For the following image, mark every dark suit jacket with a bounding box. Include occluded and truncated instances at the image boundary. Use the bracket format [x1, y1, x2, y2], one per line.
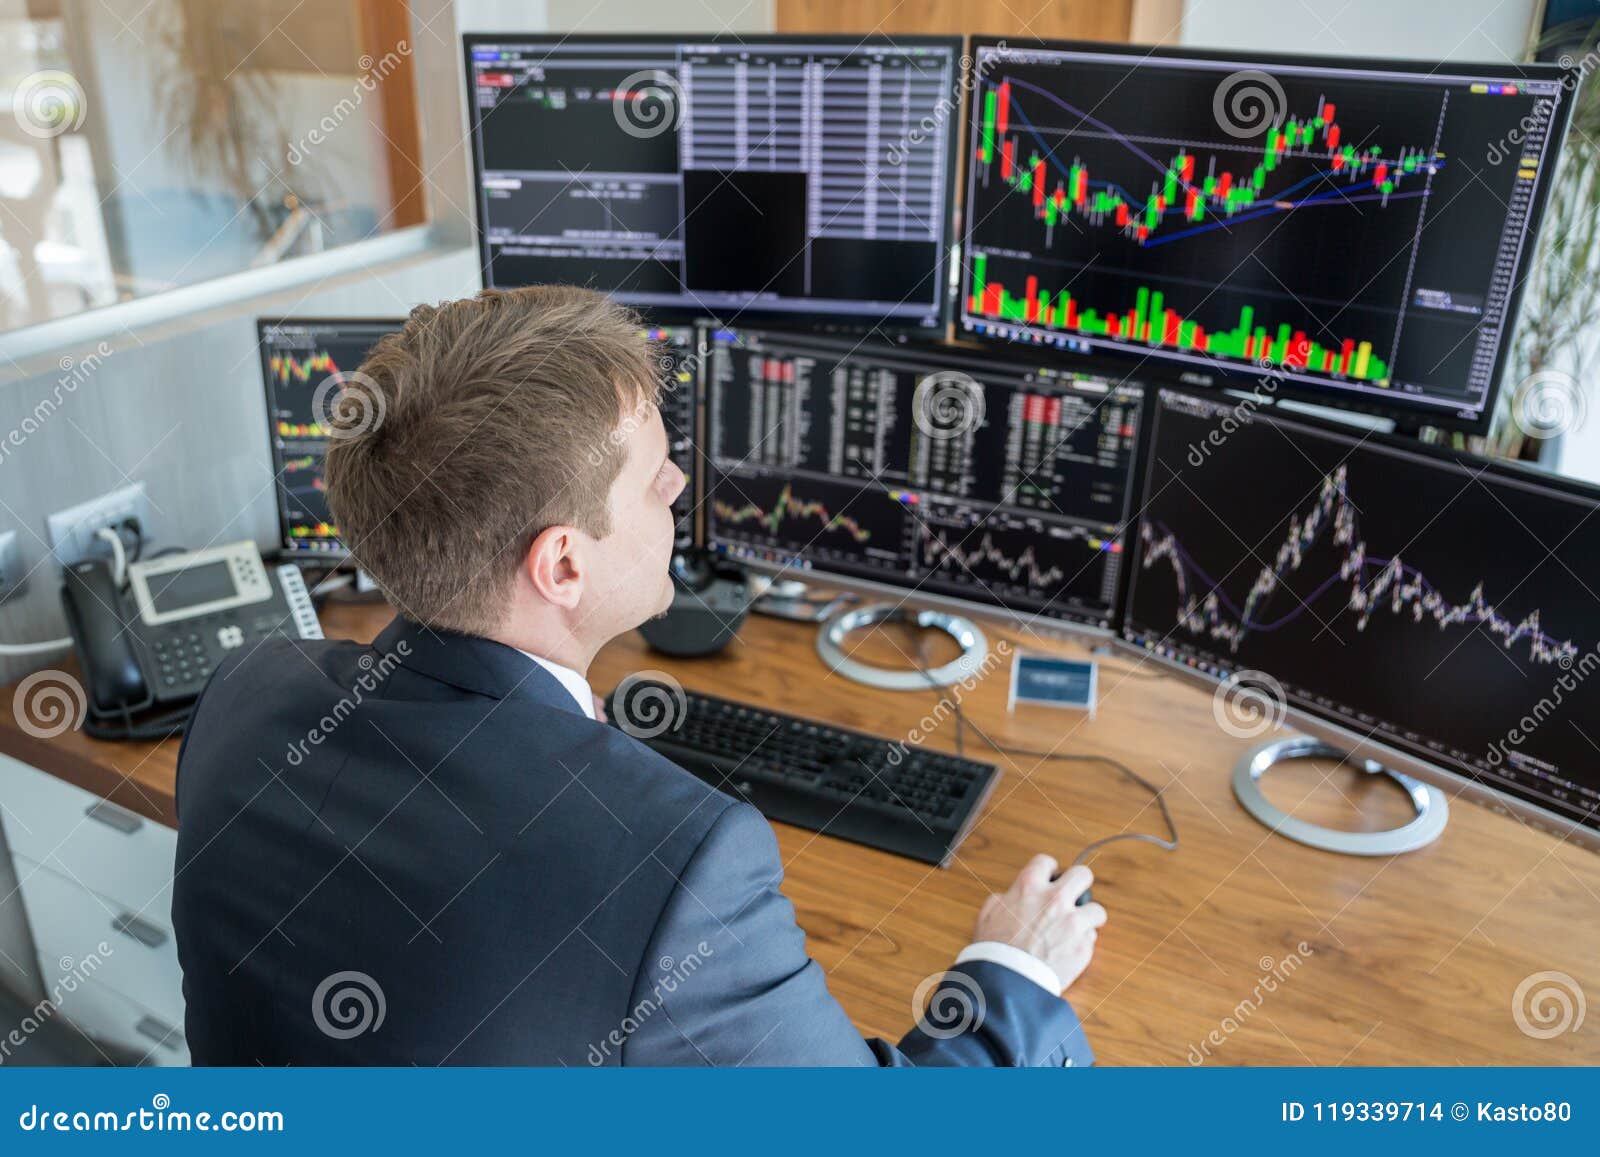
[171, 615, 1093, 1065]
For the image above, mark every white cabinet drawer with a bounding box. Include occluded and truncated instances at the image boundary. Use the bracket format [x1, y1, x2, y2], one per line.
[47, 975, 188, 1066]
[16, 855, 185, 1028]
[0, 753, 176, 922]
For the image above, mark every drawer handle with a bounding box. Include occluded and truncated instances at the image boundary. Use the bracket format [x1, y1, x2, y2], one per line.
[85, 801, 143, 835]
[112, 913, 167, 949]
[134, 1015, 183, 1051]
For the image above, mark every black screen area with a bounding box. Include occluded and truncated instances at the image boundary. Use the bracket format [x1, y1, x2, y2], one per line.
[959, 42, 1574, 428]
[465, 36, 960, 329]
[704, 327, 1146, 630]
[1123, 390, 1600, 835]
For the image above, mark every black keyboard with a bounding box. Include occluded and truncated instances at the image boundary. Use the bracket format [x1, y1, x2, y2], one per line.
[605, 681, 999, 865]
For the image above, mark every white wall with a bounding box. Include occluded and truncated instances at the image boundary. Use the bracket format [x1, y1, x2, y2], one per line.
[456, 0, 773, 33]
[1178, 0, 1539, 61]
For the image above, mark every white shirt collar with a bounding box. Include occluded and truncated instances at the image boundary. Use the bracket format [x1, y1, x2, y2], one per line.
[515, 649, 595, 720]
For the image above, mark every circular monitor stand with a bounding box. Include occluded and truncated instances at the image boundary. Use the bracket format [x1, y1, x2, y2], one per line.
[815, 603, 988, 691]
[1232, 736, 1449, 855]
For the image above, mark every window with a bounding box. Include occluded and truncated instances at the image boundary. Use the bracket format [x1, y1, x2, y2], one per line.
[0, 0, 427, 334]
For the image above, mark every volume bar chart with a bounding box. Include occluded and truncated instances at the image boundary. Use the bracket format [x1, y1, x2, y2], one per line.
[969, 254, 1389, 381]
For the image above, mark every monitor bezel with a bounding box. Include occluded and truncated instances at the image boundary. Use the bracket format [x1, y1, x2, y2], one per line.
[695, 319, 1154, 639]
[460, 32, 967, 335]
[1116, 384, 1600, 852]
[956, 37, 1578, 435]
[256, 316, 405, 557]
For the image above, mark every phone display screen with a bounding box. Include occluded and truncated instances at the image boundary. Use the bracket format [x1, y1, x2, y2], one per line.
[146, 561, 237, 615]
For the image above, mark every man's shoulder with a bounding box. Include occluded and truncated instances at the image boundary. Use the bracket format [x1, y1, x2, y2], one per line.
[183, 631, 738, 858]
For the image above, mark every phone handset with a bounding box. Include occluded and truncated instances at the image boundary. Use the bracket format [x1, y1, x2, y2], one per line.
[61, 558, 151, 716]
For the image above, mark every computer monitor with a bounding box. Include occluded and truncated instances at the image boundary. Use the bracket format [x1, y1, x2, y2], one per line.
[701, 326, 1147, 632]
[1121, 388, 1600, 849]
[649, 322, 701, 549]
[259, 319, 404, 555]
[259, 318, 702, 554]
[463, 34, 962, 330]
[958, 40, 1576, 431]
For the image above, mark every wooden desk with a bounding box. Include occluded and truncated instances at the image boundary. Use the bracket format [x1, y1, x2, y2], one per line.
[3, 600, 1597, 1065]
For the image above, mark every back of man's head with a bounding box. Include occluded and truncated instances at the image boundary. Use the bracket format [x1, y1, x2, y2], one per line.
[324, 285, 655, 636]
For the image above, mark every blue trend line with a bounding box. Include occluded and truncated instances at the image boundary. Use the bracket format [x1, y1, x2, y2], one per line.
[1142, 189, 1428, 248]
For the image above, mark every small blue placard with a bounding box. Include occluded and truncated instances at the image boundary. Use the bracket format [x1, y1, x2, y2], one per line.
[1009, 652, 1097, 716]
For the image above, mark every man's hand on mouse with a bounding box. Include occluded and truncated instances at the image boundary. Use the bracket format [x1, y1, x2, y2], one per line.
[974, 854, 1107, 993]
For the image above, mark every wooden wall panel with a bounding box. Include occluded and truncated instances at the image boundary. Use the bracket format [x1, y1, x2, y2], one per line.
[775, 0, 1136, 42]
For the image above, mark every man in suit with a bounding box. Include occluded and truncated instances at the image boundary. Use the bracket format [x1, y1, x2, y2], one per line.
[172, 286, 1108, 1065]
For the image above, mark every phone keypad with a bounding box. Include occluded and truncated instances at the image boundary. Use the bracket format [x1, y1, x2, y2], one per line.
[149, 632, 213, 693]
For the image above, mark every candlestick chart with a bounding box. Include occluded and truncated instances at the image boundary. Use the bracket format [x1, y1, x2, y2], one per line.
[959, 46, 1568, 423]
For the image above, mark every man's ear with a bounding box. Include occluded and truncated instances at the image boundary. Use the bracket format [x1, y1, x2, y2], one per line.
[524, 525, 584, 610]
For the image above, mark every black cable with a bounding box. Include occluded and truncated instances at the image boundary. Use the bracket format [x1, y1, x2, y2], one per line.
[82, 703, 190, 742]
[119, 517, 145, 565]
[901, 621, 1179, 871]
